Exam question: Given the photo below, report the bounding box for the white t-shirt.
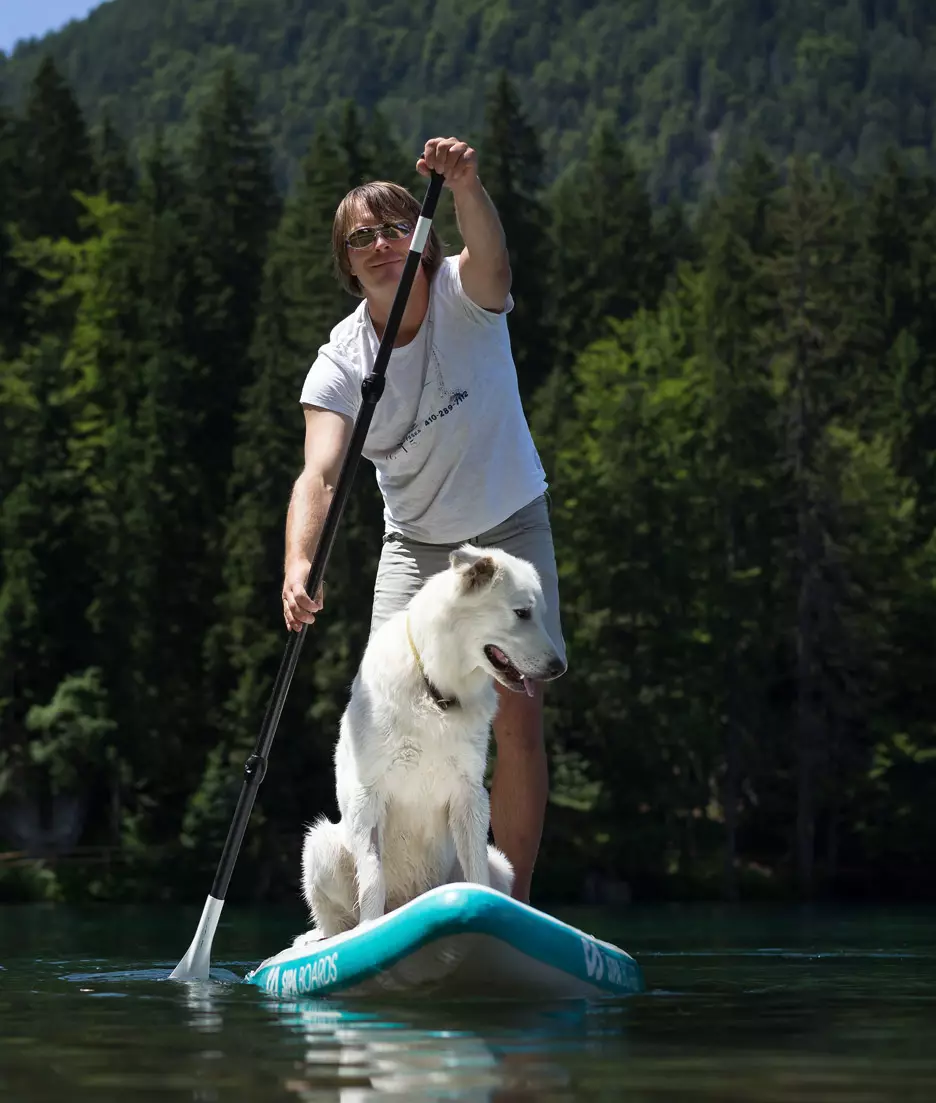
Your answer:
[299,256,547,544]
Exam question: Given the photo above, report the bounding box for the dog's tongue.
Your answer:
[523,676,535,697]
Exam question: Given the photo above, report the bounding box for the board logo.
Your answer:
[263,953,339,996]
[582,937,604,980]
[581,937,630,988]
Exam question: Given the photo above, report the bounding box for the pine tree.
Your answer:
[863,152,936,855]
[548,118,666,362]
[534,118,671,485]
[0,317,101,832]
[694,148,786,897]
[367,105,419,191]
[0,69,128,851]
[114,151,212,845]
[17,57,96,242]
[0,104,22,350]
[1,61,96,352]
[867,151,936,533]
[197,131,353,853]
[337,99,371,187]
[188,119,394,886]
[759,159,881,894]
[66,145,211,855]
[181,62,280,519]
[93,113,136,202]
[536,279,730,889]
[140,126,186,215]
[480,71,554,402]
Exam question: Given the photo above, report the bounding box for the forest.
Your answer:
[2,0,936,203]
[2,2,936,907]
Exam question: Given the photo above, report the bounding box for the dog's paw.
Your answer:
[291,927,326,949]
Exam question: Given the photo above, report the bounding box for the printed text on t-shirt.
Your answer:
[387,389,470,459]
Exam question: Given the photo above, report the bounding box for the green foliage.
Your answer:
[179,62,280,515]
[550,117,669,360]
[533,147,936,896]
[188,107,390,874]
[480,70,553,401]
[4,1,936,205]
[24,668,117,795]
[2,47,936,906]
[0,859,62,903]
[15,57,96,241]
[93,113,136,202]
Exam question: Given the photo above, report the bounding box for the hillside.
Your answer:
[2,0,935,202]
[4,5,936,906]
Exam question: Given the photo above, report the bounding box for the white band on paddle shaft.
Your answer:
[411,216,432,254]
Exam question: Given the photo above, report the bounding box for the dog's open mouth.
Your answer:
[484,645,535,697]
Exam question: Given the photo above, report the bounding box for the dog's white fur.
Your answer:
[295,544,565,943]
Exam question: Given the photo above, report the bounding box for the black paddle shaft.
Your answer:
[208,171,445,903]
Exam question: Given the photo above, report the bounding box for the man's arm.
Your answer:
[417,137,512,312]
[283,405,353,632]
[453,179,512,312]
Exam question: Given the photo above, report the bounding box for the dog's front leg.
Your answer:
[347,789,386,924]
[449,783,492,888]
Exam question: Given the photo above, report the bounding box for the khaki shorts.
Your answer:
[371,494,567,670]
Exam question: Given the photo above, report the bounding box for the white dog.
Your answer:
[295,544,566,943]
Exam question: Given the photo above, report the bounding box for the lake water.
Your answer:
[1,901,934,1100]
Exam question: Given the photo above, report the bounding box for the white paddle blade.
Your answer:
[169,894,224,981]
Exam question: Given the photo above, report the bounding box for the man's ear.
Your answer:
[450,545,498,591]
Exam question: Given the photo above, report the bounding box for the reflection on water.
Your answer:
[265,999,580,1100]
[0,903,935,1101]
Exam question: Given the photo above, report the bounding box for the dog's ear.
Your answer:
[462,556,498,591]
[450,545,498,591]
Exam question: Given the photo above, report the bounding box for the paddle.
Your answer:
[170,169,445,981]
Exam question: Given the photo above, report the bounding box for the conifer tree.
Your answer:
[189,119,395,874]
[181,62,280,518]
[759,160,881,894]
[72,144,209,850]
[0,104,21,350]
[366,105,419,191]
[0,63,101,826]
[480,71,553,402]
[537,278,728,887]
[867,151,936,533]
[1,61,96,352]
[862,151,936,861]
[694,148,786,897]
[17,57,96,242]
[93,113,136,202]
[0,321,100,824]
[548,118,665,361]
[534,118,670,480]
[202,129,353,792]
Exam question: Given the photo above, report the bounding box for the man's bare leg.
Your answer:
[490,683,548,904]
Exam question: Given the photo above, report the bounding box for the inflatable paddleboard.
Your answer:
[245,882,643,1000]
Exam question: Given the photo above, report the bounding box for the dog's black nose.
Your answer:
[545,657,567,680]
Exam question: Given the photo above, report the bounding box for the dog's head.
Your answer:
[448,545,566,695]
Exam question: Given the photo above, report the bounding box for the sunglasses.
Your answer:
[345,220,414,250]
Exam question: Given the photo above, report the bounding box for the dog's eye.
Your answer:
[514,607,532,620]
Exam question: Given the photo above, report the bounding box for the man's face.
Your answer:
[345,202,414,297]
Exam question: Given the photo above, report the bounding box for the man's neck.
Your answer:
[366,269,430,347]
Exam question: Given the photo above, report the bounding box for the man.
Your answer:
[282,136,565,903]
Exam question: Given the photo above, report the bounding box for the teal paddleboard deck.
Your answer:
[245,883,643,1001]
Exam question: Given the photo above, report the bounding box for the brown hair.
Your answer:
[332,180,444,296]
